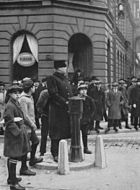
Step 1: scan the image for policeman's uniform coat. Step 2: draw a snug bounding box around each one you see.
[47,72,73,140]
[4,97,30,158]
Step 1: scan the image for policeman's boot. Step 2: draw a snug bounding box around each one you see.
[7,158,22,185]
[95,121,100,133]
[29,144,43,166]
[9,159,25,190]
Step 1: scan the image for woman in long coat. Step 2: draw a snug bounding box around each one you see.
[4,85,30,190]
[47,60,73,162]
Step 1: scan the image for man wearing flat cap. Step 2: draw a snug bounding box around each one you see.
[88,79,105,133]
[18,78,42,175]
[47,60,73,162]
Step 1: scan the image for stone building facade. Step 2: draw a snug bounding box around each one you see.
[0,0,135,84]
[129,0,140,78]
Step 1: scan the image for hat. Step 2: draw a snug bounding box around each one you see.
[131,78,137,82]
[112,82,118,87]
[22,78,34,89]
[54,60,66,69]
[7,85,22,94]
[118,79,125,84]
[78,82,88,90]
[91,76,97,81]
[42,76,49,83]
[95,80,101,84]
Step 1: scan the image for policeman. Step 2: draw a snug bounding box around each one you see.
[47,60,73,162]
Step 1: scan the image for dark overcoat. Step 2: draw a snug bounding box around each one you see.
[88,85,105,121]
[119,86,129,119]
[106,90,123,120]
[80,95,96,129]
[4,97,30,158]
[47,72,73,139]
[129,85,140,117]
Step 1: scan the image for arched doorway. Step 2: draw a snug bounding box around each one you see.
[12,32,38,81]
[68,33,93,79]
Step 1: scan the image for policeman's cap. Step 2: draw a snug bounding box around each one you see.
[54,60,66,69]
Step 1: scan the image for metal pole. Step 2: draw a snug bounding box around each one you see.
[69,96,84,162]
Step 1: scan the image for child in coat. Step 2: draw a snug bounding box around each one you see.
[77,82,96,154]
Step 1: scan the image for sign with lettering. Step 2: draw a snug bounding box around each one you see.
[17,52,35,67]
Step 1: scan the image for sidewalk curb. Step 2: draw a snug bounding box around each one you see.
[35,153,95,171]
[1,130,140,144]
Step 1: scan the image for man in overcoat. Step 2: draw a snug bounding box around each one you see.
[129,78,140,131]
[47,60,73,162]
[87,76,97,131]
[118,79,131,129]
[88,79,105,133]
[127,77,137,125]
[105,82,124,133]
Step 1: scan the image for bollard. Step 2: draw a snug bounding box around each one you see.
[94,135,107,169]
[69,96,84,162]
[58,140,70,175]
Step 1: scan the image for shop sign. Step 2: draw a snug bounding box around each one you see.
[17,52,35,67]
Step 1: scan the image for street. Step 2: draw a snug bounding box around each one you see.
[1,126,140,190]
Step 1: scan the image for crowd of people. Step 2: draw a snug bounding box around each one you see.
[0,60,140,190]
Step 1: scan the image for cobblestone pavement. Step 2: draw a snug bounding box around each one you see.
[1,127,140,190]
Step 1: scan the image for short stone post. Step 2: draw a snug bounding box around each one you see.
[94,135,107,168]
[58,140,70,175]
